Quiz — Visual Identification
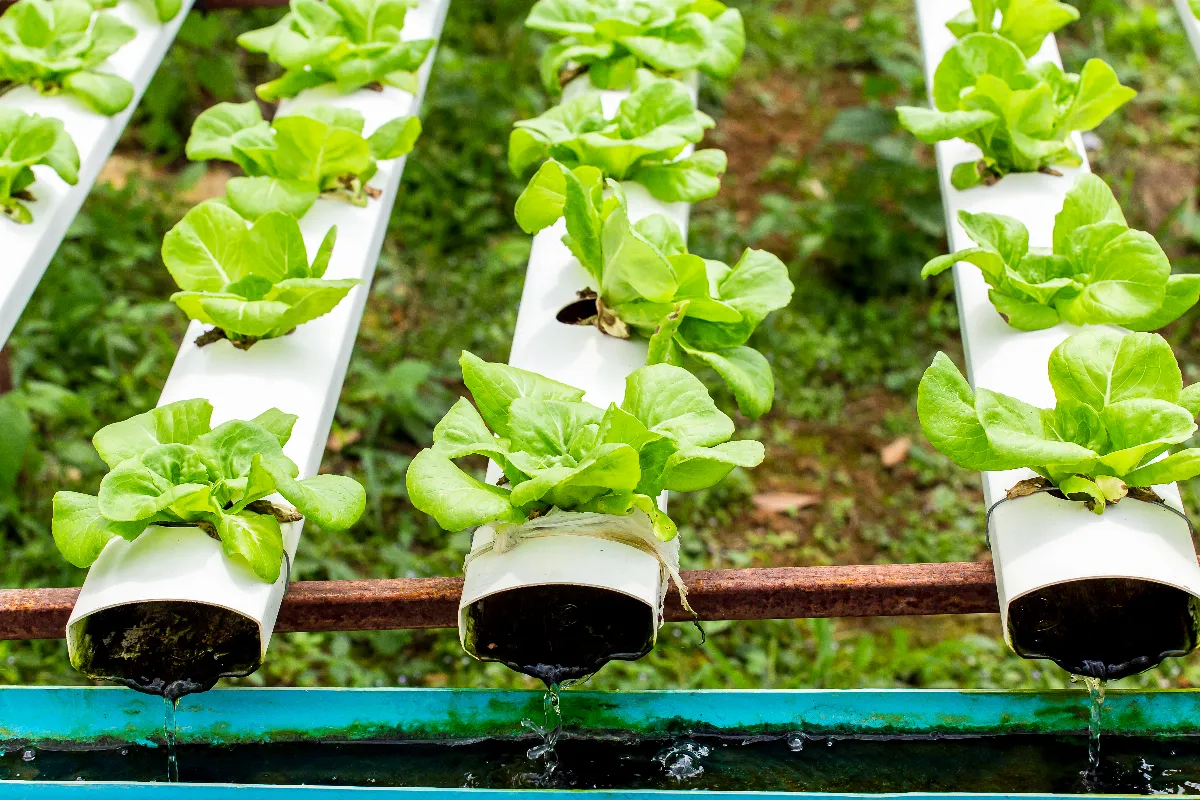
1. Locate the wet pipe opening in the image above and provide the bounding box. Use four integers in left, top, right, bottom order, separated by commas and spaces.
463, 584, 656, 686
68, 601, 262, 701
1008, 578, 1200, 680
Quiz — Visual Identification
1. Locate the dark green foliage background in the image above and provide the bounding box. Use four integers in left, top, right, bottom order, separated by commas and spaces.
2, 0, 1200, 692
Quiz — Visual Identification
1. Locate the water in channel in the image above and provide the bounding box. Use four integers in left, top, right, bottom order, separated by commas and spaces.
4, 732, 1200, 793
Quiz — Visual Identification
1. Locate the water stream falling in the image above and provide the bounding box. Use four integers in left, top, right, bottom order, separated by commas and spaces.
1073, 675, 1107, 787
519, 683, 563, 784
163, 697, 180, 783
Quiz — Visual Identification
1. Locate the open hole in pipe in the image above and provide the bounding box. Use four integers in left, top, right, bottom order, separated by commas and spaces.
463, 584, 655, 686
1008, 578, 1200, 680
556, 297, 599, 326
69, 601, 262, 701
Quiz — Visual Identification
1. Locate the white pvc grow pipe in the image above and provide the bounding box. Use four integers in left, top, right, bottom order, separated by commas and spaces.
914, 0, 1200, 650
458, 75, 699, 651
1173, 0, 1200, 63
66, 0, 453, 661
0, 0, 195, 348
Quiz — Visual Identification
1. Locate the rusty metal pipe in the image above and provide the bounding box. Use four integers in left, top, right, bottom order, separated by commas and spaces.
0, 562, 1000, 641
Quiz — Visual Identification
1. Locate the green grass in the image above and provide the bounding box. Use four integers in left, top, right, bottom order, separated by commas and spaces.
2, 0, 1200, 695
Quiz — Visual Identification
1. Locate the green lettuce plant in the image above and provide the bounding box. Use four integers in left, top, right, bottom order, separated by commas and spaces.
516, 160, 793, 419
52, 398, 366, 582
162, 200, 360, 349
237, 0, 435, 101
135, 0, 183, 23
921, 174, 1200, 331
406, 352, 764, 540
0, 107, 79, 224
89, 0, 182, 23
919, 329, 1200, 514
0, 0, 136, 115
897, 33, 1135, 189
185, 101, 422, 220
946, 0, 1079, 58
526, 0, 744, 93
509, 69, 726, 203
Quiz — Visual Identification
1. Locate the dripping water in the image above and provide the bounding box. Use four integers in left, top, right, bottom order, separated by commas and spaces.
163, 697, 179, 783
520, 682, 563, 785
1073, 675, 1106, 786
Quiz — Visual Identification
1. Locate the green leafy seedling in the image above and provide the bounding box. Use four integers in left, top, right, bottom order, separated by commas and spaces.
237, 0, 434, 101
86, 0, 183, 22
896, 33, 1135, 189
185, 101, 422, 220
921, 174, 1200, 331
515, 160, 793, 419
0, 0, 136, 115
406, 352, 764, 540
509, 69, 726, 203
526, 0, 744, 93
162, 200, 360, 349
52, 398, 366, 582
946, 0, 1079, 58
919, 329, 1200, 514
0, 107, 79, 224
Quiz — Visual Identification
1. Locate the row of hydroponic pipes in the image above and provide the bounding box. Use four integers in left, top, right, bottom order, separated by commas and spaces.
902, 0, 1200, 681
3, 0, 1200, 697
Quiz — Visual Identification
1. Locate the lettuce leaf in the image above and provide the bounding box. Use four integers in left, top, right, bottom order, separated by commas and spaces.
162, 200, 360, 347
238, 0, 435, 100
51, 399, 366, 581
920, 174, 1194, 331
514, 160, 793, 417
405, 353, 763, 540
0, 0, 136, 115
918, 330, 1200, 513
0, 107, 79, 224
186, 101, 422, 219
509, 69, 725, 202
896, 34, 1134, 188
526, 0, 744, 93
945, 0, 1079, 58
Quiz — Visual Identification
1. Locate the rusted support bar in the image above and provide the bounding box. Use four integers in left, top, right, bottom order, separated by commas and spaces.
276, 576, 464, 632
671, 562, 999, 622
0, 587, 78, 640
0, 562, 1001, 641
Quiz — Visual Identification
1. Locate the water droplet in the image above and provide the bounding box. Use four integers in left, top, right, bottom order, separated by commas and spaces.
21, 749, 36, 762
787, 733, 804, 752
119, 748, 128, 757
654, 739, 710, 781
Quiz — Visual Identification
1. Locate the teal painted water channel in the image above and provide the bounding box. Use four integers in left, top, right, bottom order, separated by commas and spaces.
2, 688, 1200, 796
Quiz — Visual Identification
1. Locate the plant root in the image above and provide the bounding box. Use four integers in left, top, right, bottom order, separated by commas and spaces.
245, 500, 304, 523
1128, 486, 1164, 504
558, 63, 588, 87
1006, 476, 1052, 500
